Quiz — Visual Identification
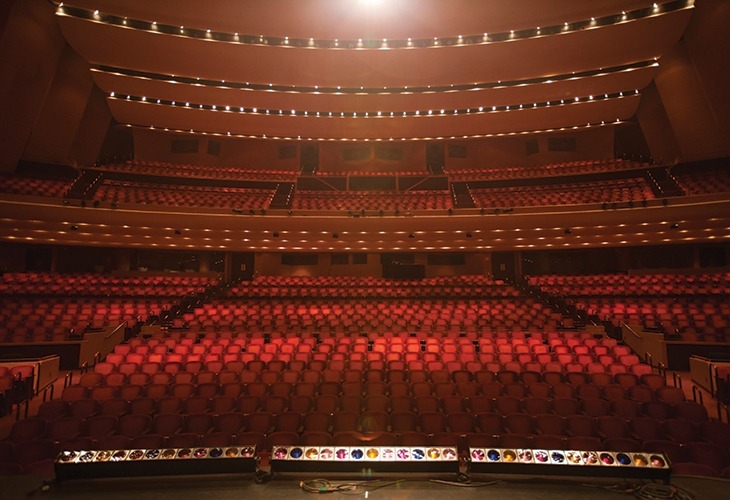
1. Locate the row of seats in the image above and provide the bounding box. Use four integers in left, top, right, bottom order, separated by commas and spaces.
0, 174, 72, 198
291, 190, 453, 211
227, 275, 514, 297
96, 160, 298, 181
94, 180, 275, 209
80, 367, 664, 391
20, 402, 715, 442
0, 272, 216, 297
527, 273, 730, 340
469, 177, 654, 208
446, 158, 651, 180
180, 298, 566, 333
674, 167, 730, 195
0, 298, 171, 343
529, 272, 730, 295
315, 169, 428, 176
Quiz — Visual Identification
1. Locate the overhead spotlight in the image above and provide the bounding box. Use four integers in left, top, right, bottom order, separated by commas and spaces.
670, 223, 679, 229
408, 233, 415, 238
174, 229, 182, 235
70, 224, 78, 231
332, 233, 339, 239
564, 228, 572, 234
466, 232, 473, 238
273, 232, 280, 238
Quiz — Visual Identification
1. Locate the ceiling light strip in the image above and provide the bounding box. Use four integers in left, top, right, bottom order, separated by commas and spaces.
122, 119, 628, 142
93, 60, 657, 95
55, 0, 692, 50
108, 88, 640, 119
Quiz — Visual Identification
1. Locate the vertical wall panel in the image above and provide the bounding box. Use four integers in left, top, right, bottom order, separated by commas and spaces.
653, 40, 725, 160
636, 81, 681, 164
0, 0, 65, 172
681, 0, 730, 154
68, 86, 112, 166
23, 45, 95, 164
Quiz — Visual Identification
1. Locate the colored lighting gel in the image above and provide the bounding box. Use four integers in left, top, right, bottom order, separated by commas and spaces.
290, 448, 303, 459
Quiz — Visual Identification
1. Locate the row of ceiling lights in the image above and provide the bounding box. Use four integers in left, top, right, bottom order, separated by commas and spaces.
111, 89, 638, 119
125, 119, 628, 143
96, 60, 656, 96
57, 1, 684, 50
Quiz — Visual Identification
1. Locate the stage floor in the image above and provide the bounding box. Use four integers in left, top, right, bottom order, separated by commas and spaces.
6, 472, 729, 500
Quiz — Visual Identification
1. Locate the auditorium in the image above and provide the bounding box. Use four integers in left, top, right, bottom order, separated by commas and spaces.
0, 1, 729, 498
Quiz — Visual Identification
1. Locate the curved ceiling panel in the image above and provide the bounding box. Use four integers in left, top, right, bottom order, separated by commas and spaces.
91, 64, 657, 115
109, 94, 641, 140
58, 0, 661, 40
57, 9, 691, 88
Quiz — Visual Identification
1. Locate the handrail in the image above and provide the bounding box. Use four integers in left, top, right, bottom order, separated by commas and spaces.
105, 322, 126, 340
621, 321, 642, 340
719, 401, 729, 423
64, 371, 72, 388
645, 351, 653, 369
672, 372, 683, 389
692, 385, 704, 406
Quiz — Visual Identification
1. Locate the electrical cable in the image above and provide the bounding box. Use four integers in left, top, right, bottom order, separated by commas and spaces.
633, 482, 694, 500
299, 478, 405, 494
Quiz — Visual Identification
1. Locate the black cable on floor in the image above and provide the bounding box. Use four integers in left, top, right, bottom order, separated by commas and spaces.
299, 478, 405, 495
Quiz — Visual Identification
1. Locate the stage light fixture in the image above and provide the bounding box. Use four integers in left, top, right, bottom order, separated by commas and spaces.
270, 445, 458, 474
467, 448, 670, 481
55, 446, 257, 482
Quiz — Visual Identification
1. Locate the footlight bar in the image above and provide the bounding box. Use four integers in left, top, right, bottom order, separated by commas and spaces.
55, 446, 257, 481
270, 445, 459, 473
468, 448, 671, 480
